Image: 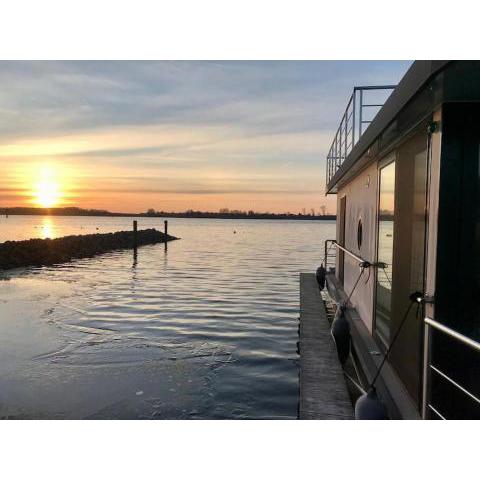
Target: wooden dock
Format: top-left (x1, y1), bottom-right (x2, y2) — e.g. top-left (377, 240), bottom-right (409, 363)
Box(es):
top-left (299, 273), bottom-right (354, 419)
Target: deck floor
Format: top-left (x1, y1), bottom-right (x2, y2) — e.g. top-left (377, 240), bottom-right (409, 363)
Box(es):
top-left (299, 273), bottom-right (354, 419)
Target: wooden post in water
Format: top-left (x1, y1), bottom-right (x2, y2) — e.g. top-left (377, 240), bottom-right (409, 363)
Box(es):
top-left (133, 220), bottom-right (138, 248)
top-left (163, 220), bottom-right (168, 251)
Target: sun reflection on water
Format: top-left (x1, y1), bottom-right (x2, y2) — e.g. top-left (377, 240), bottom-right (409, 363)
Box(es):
top-left (40, 217), bottom-right (54, 239)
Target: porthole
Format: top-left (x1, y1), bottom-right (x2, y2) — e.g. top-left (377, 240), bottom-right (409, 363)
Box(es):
top-left (357, 218), bottom-right (363, 250)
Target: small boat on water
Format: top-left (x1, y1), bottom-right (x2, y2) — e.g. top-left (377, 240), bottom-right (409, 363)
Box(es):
top-left (322, 60), bottom-right (480, 419)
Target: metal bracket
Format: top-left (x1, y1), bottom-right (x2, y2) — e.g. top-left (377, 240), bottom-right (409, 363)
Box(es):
top-left (427, 121), bottom-right (439, 135)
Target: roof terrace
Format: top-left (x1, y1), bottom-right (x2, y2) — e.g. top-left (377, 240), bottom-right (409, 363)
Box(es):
top-left (325, 85), bottom-right (396, 187)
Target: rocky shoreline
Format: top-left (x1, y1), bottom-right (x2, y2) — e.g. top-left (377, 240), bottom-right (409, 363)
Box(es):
top-left (0, 228), bottom-right (178, 270)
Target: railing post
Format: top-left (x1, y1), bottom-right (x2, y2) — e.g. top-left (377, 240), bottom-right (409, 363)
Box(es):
top-left (335, 136), bottom-right (338, 170)
top-left (422, 320), bottom-right (431, 419)
top-left (326, 155), bottom-right (330, 187)
top-left (359, 88), bottom-right (364, 136)
top-left (338, 128), bottom-right (342, 168)
top-left (352, 89), bottom-right (356, 147)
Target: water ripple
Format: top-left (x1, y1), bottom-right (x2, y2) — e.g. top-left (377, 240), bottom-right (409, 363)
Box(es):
top-left (0, 216), bottom-right (335, 419)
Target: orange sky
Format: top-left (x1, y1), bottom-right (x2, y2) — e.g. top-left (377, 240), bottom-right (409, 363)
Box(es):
top-left (2, 125), bottom-right (335, 214)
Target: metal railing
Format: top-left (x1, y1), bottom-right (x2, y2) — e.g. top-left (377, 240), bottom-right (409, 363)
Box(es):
top-left (324, 239), bottom-right (381, 268)
top-left (326, 85), bottom-right (396, 186)
top-left (324, 239), bottom-right (337, 271)
top-left (332, 241), bottom-right (365, 264)
top-left (422, 317), bottom-right (480, 420)
top-left (326, 235), bottom-right (479, 419)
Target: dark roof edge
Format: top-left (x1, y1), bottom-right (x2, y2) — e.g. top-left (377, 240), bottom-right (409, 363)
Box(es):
top-left (326, 60), bottom-right (452, 193)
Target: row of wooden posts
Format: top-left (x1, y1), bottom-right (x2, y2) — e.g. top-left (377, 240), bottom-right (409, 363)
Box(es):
top-left (132, 220), bottom-right (168, 248)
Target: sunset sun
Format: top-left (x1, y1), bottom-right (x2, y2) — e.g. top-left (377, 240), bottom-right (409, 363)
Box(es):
top-left (32, 166), bottom-right (63, 208)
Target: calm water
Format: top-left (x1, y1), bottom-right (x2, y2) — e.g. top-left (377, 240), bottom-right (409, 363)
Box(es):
top-left (0, 215), bottom-right (335, 419)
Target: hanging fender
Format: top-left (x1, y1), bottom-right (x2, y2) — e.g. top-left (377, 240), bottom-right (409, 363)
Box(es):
top-left (316, 265), bottom-right (326, 290)
top-left (355, 387), bottom-right (388, 420)
top-left (330, 305), bottom-right (350, 364)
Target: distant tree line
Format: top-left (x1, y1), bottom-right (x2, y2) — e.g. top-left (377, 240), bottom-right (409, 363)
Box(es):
top-left (3, 206), bottom-right (113, 216)
top-left (3, 206), bottom-right (336, 221)
top-left (145, 208), bottom-right (336, 220)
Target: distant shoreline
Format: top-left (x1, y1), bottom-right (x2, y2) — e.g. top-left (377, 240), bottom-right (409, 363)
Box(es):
top-left (2, 207), bottom-right (336, 221)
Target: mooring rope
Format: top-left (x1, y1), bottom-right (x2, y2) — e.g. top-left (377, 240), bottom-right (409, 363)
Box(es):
top-left (327, 262), bottom-right (367, 312)
top-left (343, 370), bottom-right (367, 395)
top-left (343, 264), bottom-right (366, 307)
top-left (369, 294), bottom-right (422, 389)
top-left (379, 264), bottom-right (392, 288)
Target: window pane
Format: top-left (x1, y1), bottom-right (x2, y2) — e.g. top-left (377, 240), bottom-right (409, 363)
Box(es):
top-left (375, 160), bottom-right (395, 342)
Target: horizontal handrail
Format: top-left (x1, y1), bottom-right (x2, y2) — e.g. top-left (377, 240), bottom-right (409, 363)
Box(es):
top-left (425, 317), bottom-right (480, 353)
top-left (326, 240), bottom-right (389, 270)
top-left (430, 364), bottom-right (480, 406)
top-left (423, 317), bottom-right (480, 420)
top-left (334, 242), bottom-right (365, 264)
top-left (353, 85), bottom-right (397, 91)
top-left (329, 240), bottom-right (375, 266)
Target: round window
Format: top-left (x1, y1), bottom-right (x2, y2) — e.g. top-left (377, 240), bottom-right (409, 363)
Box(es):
top-left (357, 218), bottom-right (363, 250)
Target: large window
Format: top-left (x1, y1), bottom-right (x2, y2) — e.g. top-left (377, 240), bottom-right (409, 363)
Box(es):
top-left (375, 159), bottom-right (395, 342)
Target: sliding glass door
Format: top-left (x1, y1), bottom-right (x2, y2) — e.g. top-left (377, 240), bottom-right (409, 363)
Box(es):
top-left (375, 128), bottom-right (428, 406)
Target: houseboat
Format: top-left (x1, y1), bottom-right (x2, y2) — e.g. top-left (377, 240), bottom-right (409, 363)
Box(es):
top-left (323, 60), bottom-right (479, 419)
